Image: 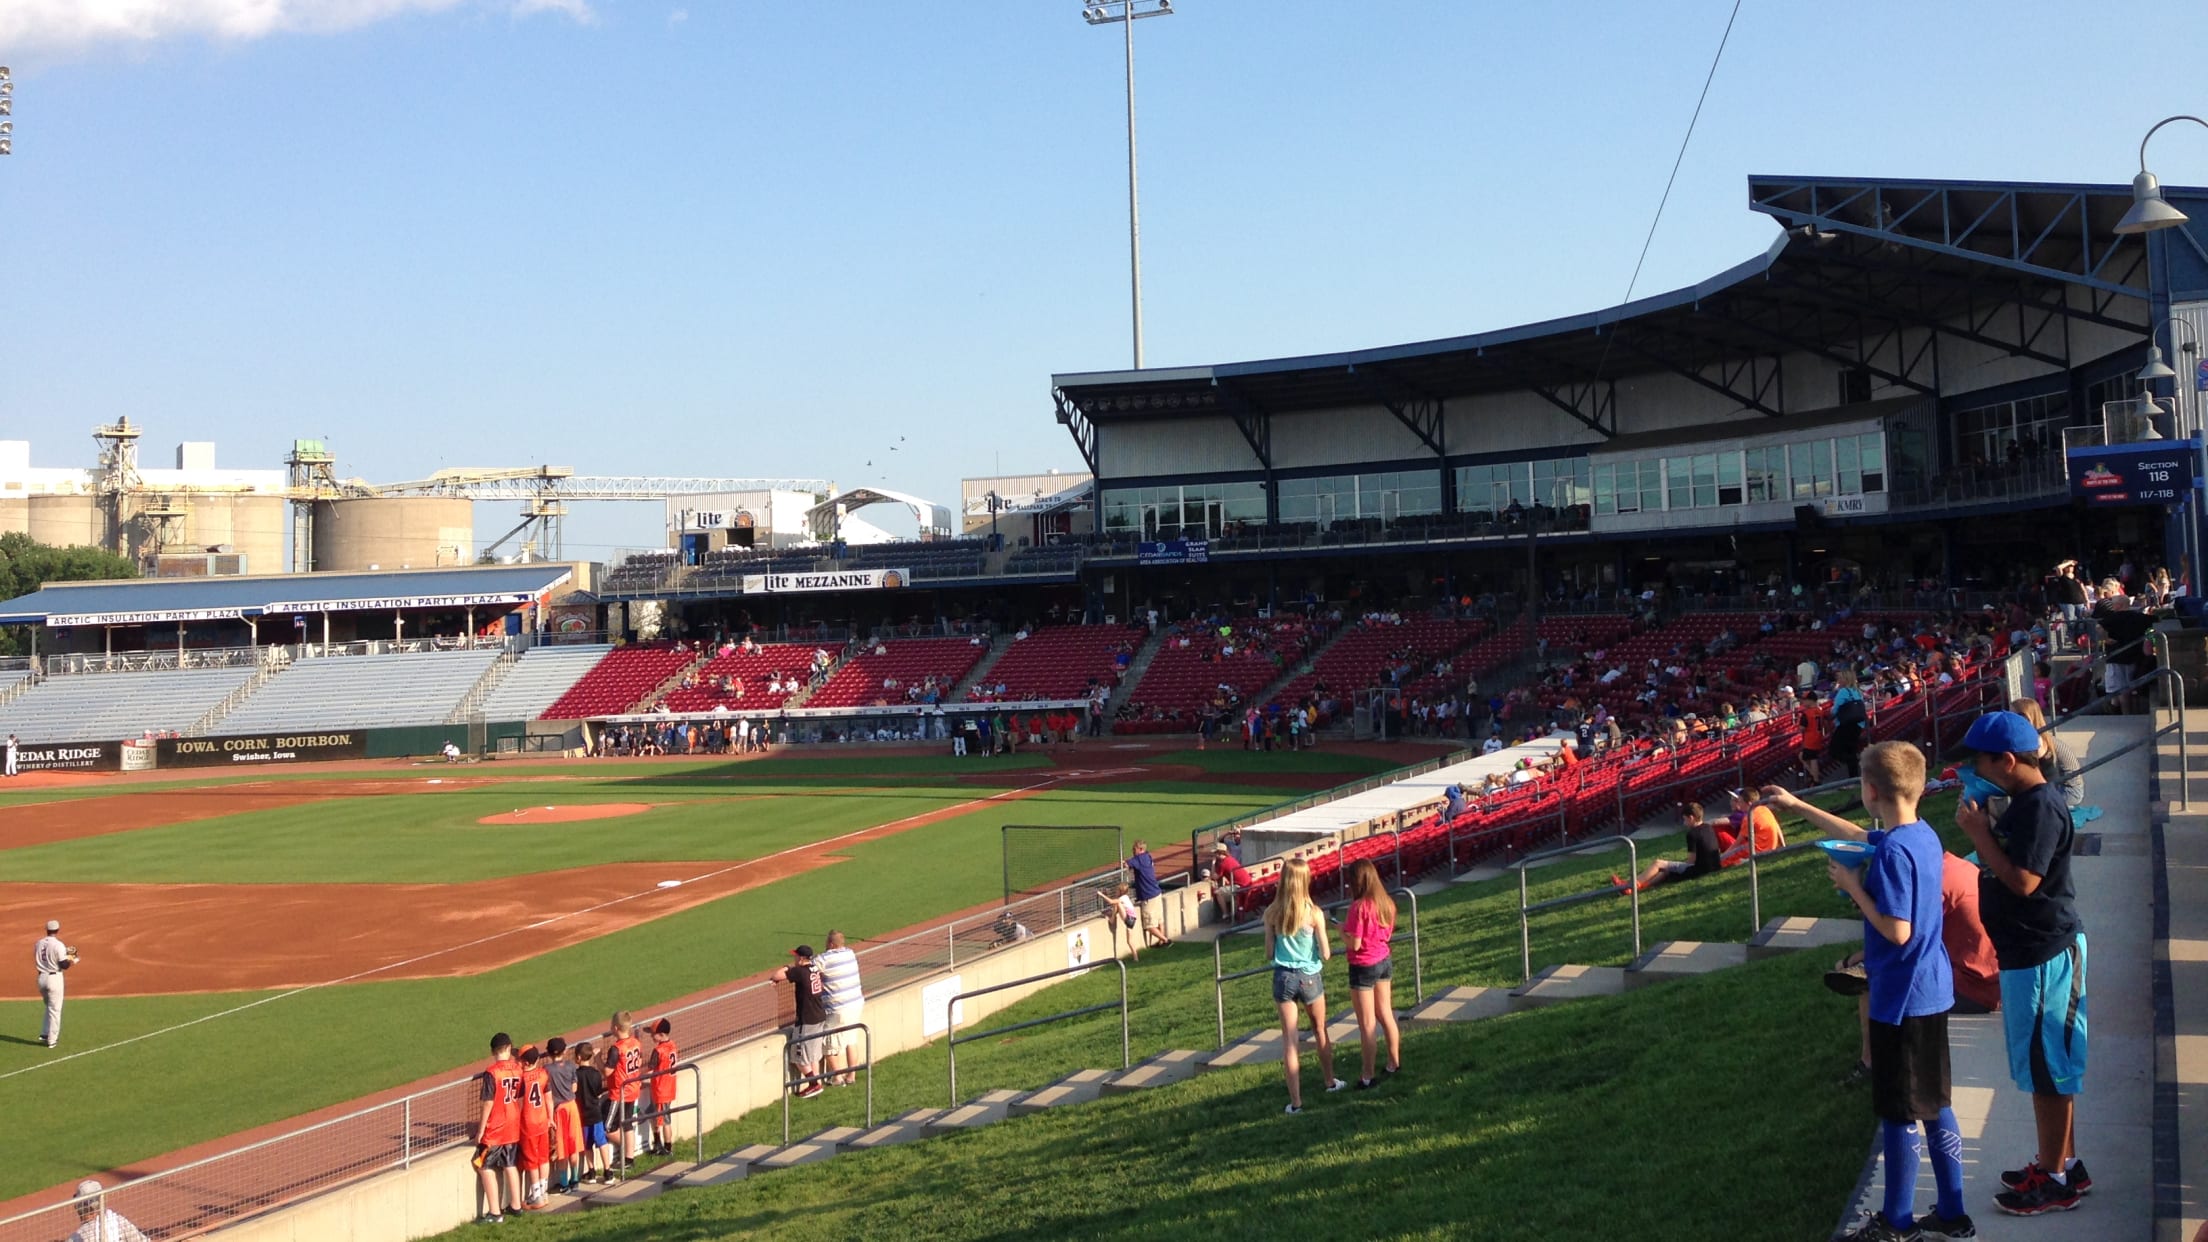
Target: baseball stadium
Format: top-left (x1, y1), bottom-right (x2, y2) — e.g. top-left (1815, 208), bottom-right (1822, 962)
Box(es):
top-left (0, 164), bottom-right (2199, 1242)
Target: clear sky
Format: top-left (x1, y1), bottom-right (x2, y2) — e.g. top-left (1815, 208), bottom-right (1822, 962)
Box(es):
top-left (4, 0), bottom-right (2207, 561)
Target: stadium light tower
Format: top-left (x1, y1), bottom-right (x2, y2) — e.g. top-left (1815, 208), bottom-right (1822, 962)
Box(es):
top-left (0, 66), bottom-right (15, 157)
top-left (1081, 0), bottom-right (1175, 371)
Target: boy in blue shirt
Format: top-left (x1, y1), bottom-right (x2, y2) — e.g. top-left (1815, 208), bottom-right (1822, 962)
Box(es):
top-left (1764, 740), bottom-right (1972, 1241)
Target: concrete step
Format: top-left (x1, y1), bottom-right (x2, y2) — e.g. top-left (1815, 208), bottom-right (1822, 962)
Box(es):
top-left (1745, 915), bottom-right (1862, 961)
top-left (752, 1127), bottom-right (863, 1172)
top-left (1508, 964), bottom-right (1628, 1011)
top-left (1401, 985), bottom-right (1512, 1027)
top-left (1008, 1069), bottom-right (1113, 1118)
top-left (672, 1144), bottom-right (779, 1189)
top-left (1100, 1048), bottom-right (1205, 1095)
top-left (925, 1088), bottom-right (1025, 1133)
top-left (841, 1113), bottom-right (940, 1151)
top-left (1624, 940), bottom-right (1753, 989)
top-left (582, 1172), bottom-right (670, 1209)
top-left (1200, 1010), bottom-right (1372, 1071)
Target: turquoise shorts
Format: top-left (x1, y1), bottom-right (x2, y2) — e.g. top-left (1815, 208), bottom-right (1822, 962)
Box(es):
top-left (2001, 933), bottom-right (2087, 1096)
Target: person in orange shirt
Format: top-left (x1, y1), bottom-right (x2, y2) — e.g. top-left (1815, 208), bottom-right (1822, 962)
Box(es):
top-left (646, 1018), bottom-right (679, 1156)
top-left (607, 1011), bottom-right (645, 1164)
top-left (1798, 691), bottom-right (1832, 783)
top-left (543, 1036), bottom-right (585, 1196)
top-left (1719, 788), bottom-right (1786, 867)
top-left (471, 1033), bottom-right (524, 1225)
top-left (517, 1045), bottom-right (554, 1207)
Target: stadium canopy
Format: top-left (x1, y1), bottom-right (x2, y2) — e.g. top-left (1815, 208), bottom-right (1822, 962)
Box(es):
top-left (1050, 175), bottom-right (2169, 471)
top-left (806, 487), bottom-right (956, 540)
top-left (0, 564), bottom-right (574, 627)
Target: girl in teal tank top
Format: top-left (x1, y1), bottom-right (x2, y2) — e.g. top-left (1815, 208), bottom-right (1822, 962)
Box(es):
top-left (1264, 858), bottom-right (1341, 1112)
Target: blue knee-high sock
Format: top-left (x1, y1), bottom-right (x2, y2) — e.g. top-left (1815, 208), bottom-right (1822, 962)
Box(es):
top-left (1882, 1119), bottom-right (1921, 1229)
top-left (1925, 1107), bottom-right (1966, 1220)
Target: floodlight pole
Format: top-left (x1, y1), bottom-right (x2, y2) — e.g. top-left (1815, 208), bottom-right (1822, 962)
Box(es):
top-left (1083, 2), bottom-right (1175, 371)
top-left (2120, 116), bottom-right (2208, 594)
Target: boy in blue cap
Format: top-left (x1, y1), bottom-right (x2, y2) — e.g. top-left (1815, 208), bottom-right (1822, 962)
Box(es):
top-left (1956, 708), bottom-right (2089, 1217)
top-left (1764, 740), bottom-right (1972, 1240)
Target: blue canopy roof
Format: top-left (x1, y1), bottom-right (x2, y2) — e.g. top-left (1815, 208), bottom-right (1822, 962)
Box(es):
top-left (0, 565), bottom-right (575, 626)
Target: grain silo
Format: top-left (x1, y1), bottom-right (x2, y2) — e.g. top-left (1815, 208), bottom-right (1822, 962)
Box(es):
top-left (311, 497), bottom-right (475, 572)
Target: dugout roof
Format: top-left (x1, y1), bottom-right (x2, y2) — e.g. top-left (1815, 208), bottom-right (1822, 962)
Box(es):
top-left (0, 564), bottom-right (574, 626)
top-left (1051, 175), bottom-right (2174, 466)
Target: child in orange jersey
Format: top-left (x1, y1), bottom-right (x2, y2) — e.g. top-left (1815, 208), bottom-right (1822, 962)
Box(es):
top-left (608, 1012), bottom-right (646, 1163)
top-left (471, 1033), bottom-right (524, 1225)
top-left (517, 1045), bottom-right (554, 1207)
top-left (647, 1018), bottom-right (680, 1156)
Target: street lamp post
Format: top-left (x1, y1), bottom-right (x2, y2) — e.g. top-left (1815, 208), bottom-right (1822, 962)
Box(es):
top-left (1, 66), bottom-right (15, 156)
top-left (1081, 1), bottom-right (1175, 371)
top-left (2116, 117), bottom-right (2208, 597)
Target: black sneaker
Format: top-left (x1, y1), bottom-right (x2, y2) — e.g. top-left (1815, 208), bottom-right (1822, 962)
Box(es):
top-left (1837, 1060), bottom-right (1871, 1089)
top-left (2000, 1158), bottom-right (2091, 1195)
top-left (1823, 961), bottom-right (1870, 997)
top-left (1834, 1212), bottom-right (1921, 1241)
top-left (1994, 1166), bottom-right (2081, 1216)
top-left (1916, 1213), bottom-right (1976, 1239)
top-left (1352, 1077), bottom-right (1377, 1091)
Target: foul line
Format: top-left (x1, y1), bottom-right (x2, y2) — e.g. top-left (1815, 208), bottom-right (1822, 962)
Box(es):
top-left (1, 773), bottom-right (1087, 1080)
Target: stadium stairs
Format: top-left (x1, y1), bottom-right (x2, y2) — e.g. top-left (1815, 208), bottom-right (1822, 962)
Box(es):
top-left (182, 661), bottom-right (282, 736)
top-left (541, 870), bottom-right (1865, 1219)
top-left (1104, 627), bottom-right (1165, 718)
top-left (949, 634), bottom-right (1011, 700)
top-left (443, 647), bottom-right (519, 724)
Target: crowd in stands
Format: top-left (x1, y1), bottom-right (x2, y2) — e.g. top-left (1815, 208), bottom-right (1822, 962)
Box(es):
top-left (1112, 613), bottom-right (1329, 736)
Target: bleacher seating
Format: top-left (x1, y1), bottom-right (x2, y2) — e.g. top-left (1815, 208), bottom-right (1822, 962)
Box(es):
top-left (1113, 619), bottom-right (1317, 734)
top-left (1002, 545), bottom-right (1082, 575)
top-left (663, 642), bottom-right (825, 712)
top-left (217, 650), bottom-right (502, 732)
top-left (599, 551), bottom-right (681, 593)
top-left (1268, 616), bottom-right (1484, 719)
top-left (475, 644), bottom-right (613, 722)
top-left (691, 547), bottom-right (821, 583)
top-left (540, 644), bottom-right (695, 719)
top-left (0, 665), bottom-right (259, 743)
top-left (843, 541), bottom-right (989, 581)
top-left (808, 637), bottom-right (989, 708)
top-left (966, 624), bottom-right (1141, 702)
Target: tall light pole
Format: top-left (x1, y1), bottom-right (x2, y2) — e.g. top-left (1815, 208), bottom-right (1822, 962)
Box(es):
top-left (2114, 117), bottom-right (2208, 594)
top-left (0, 66), bottom-right (15, 156)
top-left (1081, 1), bottom-right (1175, 370)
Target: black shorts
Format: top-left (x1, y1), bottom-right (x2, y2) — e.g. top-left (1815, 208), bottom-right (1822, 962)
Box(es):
top-left (474, 1142), bottom-right (518, 1171)
top-left (1348, 958), bottom-right (1394, 990)
top-left (1868, 1011), bottom-right (1952, 1123)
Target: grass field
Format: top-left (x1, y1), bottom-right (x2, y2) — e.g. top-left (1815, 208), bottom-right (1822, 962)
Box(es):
top-left (0, 749), bottom-right (1404, 1201)
top-left (432, 791), bottom-right (1953, 1240)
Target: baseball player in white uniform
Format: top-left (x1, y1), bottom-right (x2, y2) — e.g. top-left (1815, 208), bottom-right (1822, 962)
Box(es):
top-left (35, 918), bottom-right (74, 1048)
top-left (4, 733), bottom-right (17, 778)
top-left (67, 1179), bottom-right (149, 1242)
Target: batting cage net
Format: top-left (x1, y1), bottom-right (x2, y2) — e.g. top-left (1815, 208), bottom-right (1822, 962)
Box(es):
top-left (1002, 824), bottom-right (1124, 904)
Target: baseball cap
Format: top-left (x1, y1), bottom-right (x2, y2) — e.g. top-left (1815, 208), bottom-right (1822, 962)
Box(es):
top-left (1962, 710), bottom-right (2041, 757)
top-left (791, 944), bottom-right (815, 958)
top-left (74, 1179), bottom-right (101, 1198)
top-left (46, 920), bottom-right (59, 932)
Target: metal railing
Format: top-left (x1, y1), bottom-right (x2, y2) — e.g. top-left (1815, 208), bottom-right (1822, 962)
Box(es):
top-left (781, 1022), bottom-right (873, 1144)
top-left (609, 1062), bottom-right (705, 1182)
top-left (1210, 888), bottom-right (1423, 1048)
top-left (945, 961), bottom-right (1130, 1108)
top-left (1517, 835), bottom-right (1641, 986)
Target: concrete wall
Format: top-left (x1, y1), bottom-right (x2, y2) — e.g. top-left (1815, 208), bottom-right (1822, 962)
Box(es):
top-left (211, 881), bottom-right (1216, 1242)
top-left (26, 493), bottom-right (104, 549)
top-left (313, 498), bottom-right (475, 572)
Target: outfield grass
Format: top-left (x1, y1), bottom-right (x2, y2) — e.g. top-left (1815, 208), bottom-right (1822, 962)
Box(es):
top-left (0, 760), bottom-right (1297, 1198)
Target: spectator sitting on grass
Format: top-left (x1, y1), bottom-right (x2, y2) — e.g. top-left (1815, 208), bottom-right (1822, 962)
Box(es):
top-left (1718, 787), bottom-right (1785, 866)
top-left (1613, 801), bottom-right (1724, 894)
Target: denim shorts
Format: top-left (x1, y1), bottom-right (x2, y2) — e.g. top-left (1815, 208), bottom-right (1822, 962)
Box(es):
top-left (1272, 966), bottom-right (1323, 1005)
top-left (1348, 958), bottom-right (1393, 990)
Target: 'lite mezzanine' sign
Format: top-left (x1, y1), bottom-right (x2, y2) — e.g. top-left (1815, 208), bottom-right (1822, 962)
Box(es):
top-left (739, 569), bottom-right (910, 594)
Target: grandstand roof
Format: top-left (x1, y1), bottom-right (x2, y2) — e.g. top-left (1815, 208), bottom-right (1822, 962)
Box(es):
top-left (1052, 175), bottom-right (2169, 443)
top-left (0, 565), bottom-right (574, 626)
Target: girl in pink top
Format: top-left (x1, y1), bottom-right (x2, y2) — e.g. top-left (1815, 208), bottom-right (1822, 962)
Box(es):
top-left (1341, 860), bottom-right (1401, 1088)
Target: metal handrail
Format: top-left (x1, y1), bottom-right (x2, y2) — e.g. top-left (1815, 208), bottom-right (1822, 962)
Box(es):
top-left (780, 1022), bottom-right (873, 1144)
top-left (946, 961), bottom-right (1130, 1107)
top-left (611, 1062), bottom-right (705, 1180)
top-left (1208, 888), bottom-right (1422, 1048)
top-left (1517, 834), bottom-right (1640, 985)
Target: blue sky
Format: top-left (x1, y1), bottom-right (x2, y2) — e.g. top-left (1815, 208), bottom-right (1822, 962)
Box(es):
top-left (3, 0), bottom-right (2207, 560)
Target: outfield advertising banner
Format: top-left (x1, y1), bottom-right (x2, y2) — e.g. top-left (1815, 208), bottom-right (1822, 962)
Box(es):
top-left (156, 731), bottom-right (368, 768)
top-left (1137, 539), bottom-right (1209, 565)
top-left (739, 569), bottom-right (909, 594)
top-left (12, 740), bottom-right (123, 772)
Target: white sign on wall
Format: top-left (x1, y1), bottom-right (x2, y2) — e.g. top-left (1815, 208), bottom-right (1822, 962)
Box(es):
top-left (922, 974), bottom-right (965, 1038)
top-left (1066, 928), bottom-right (1092, 978)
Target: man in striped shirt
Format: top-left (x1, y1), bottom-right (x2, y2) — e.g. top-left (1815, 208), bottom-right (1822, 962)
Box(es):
top-left (814, 930), bottom-right (865, 1087)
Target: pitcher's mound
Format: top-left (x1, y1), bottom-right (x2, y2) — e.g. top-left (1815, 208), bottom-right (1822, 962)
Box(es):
top-left (479, 803), bottom-right (657, 824)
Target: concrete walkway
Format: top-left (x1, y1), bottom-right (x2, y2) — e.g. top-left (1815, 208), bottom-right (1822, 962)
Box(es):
top-left (1843, 716), bottom-right (2152, 1239)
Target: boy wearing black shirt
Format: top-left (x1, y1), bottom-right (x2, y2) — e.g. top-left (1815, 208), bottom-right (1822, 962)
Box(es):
top-left (1957, 710), bottom-right (2089, 1217)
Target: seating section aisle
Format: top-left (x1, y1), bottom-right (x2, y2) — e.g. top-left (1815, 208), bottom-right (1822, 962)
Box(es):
top-left (476, 644), bottom-right (612, 723)
top-left (664, 643), bottom-right (825, 712)
top-left (542, 644), bottom-right (696, 719)
top-left (967, 625), bottom-right (1142, 702)
top-left (1114, 620), bottom-right (1319, 734)
top-left (808, 638), bottom-right (988, 708)
top-left (218, 650), bottom-right (502, 732)
top-left (0, 666), bottom-right (259, 743)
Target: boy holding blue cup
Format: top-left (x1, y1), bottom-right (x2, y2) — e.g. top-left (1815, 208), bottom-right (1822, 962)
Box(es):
top-left (1763, 741), bottom-right (1973, 1241)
